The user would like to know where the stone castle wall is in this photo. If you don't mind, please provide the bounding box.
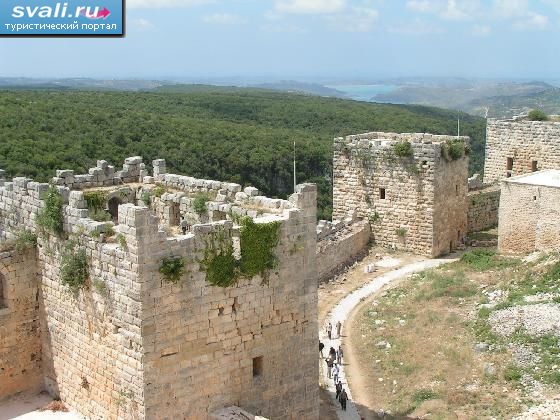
[316,220,370,282]
[333,132,469,257]
[498,176,560,255]
[138,184,318,419]
[0,159,319,419]
[467,185,500,233]
[484,119,560,184]
[0,248,42,398]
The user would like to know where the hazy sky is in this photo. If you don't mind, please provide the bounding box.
[1,0,559,80]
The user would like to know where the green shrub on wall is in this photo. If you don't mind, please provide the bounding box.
[442,140,467,161]
[393,141,414,158]
[15,230,37,251]
[60,242,89,291]
[159,257,186,283]
[239,217,281,282]
[193,193,210,215]
[199,218,282,287]
[528,109,549,121]
[37,186,64,236]
[84,191,107,211]
[203,243,238,287]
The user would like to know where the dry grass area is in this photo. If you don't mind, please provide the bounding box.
[347,248,560,419]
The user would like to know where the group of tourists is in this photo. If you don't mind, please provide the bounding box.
[320,319,349,412]
[325,320,342,340]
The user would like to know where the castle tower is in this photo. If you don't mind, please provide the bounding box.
[333,132,470,257]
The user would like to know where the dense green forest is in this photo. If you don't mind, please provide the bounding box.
[0,87,486,219]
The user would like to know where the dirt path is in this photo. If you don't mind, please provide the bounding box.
[320,257,457,419]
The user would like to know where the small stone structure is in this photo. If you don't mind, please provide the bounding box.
[484,118,560,184]
[0,158,319,419]
[333,132,470,257]
[467,184,500,233]
[498,170,560,254]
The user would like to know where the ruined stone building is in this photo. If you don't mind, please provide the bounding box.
[0,158,319,419]
[484,117,560,184]
[498,170,560,255]
[332,132,470,257]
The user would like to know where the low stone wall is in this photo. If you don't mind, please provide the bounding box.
[0,248,42,399]
[467,185,501,233]
[317,220,370,282]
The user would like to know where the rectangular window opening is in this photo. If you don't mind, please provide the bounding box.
[532,161,538,172]
[253,356,263,377]
[507,157,514,171]
[379,188,386,200]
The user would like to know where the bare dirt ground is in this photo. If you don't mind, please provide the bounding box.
[318,247,424,419]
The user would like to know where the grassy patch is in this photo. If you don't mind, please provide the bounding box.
[506,261,560,304]
[415,270,476,300]
[411,389,438,410]
[460,249,520,272]
[503,364,523,382]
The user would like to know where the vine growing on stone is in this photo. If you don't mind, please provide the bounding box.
[200,218,281,287]
[239,217,281,283]
[37,186,65,236]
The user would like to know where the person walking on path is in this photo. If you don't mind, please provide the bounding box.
[326,358,333,379]
[337,346,343,365]
[339,388,348,411]
[319,341,324,358]
[335,381,342,400]
[332,363,339,385]
[329,347,336,361]
[327,322,333,340]
[336,320,342,338]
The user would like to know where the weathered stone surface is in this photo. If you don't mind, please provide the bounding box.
[498,170,560,254]
[333,132,469,257]
[467,185,500,233]
[484,118,560,184]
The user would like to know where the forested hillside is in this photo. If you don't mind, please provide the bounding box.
[0,87,486,219]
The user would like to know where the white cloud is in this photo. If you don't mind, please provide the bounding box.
[493,0,528,19]
[471,24,491,36]
[272,1,378,32]
[440,0,479,21]
[203,13,246,24]
[513,12,549,30]
[128,0,212,9]
[274,0,346,15]
[131,18,154,30]
[406,0,436,13]
[323,6,379,32]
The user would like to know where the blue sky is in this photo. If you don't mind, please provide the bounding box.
[0,0,559,80]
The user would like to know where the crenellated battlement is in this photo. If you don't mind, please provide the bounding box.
[0,157,319,419]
